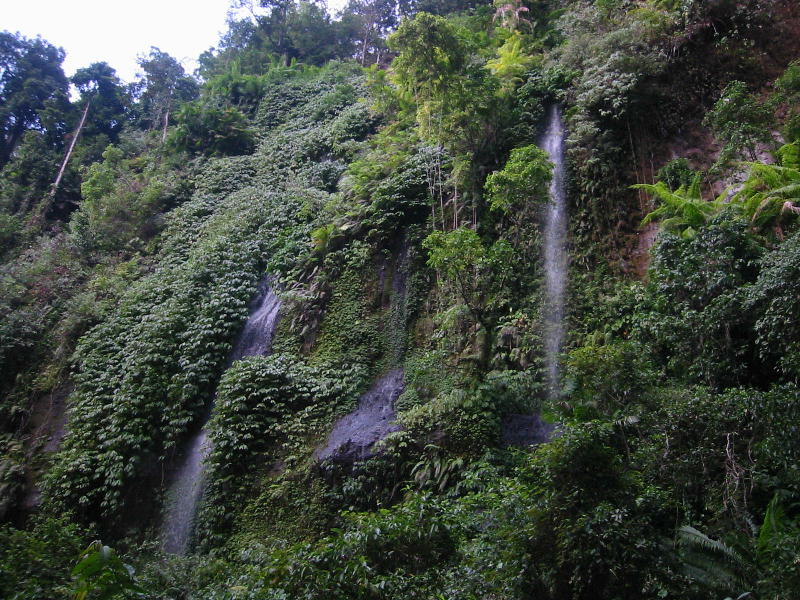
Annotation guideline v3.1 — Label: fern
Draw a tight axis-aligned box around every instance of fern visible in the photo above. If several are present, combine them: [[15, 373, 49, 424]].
[[635, 174, 723, 238], [732, 144, 800, 236], [676, 525, 752, 593]]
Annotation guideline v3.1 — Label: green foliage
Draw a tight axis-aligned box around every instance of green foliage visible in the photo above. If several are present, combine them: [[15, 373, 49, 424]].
[[677, 525, 751, 595], [745, 229, 800, 381], [401, 387, 501, 454], [731, 143, 800, 238], [0, 516, 85, 600], [0, 435, 25, 522], [71, 540, 141, 600], [517, 421, 684, 599], [486, 32, 535, 94], [636, 174, 724, 239], [774, 59, 800, 143], [4, 5, 800, 600], [703, 80, 774, 168], [309, 253, 385, 367], [656, 157, 697, 191], [484, 143, 551, 213], [0, 129, 62, 216], [169, 100, 255, 157], [387, 11, 509, 199], [71, 62, 131, 151], [0, 31, 70, 167], [205, 493, 456, 599], [0, 232, 88, 399], [423, 227, 519, 372], [70, 144, 187, 256], [43, 64, 367, 532], [198, 353, 363, 547], [133, 47, 199, 131], [564, 341, 656, 420], [633, 219, 764, 387], [388, 13, 468, 109]]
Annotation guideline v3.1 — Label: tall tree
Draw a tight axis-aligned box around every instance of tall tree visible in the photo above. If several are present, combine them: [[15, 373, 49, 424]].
[[132, 48, 199, 140], [71, 62, 130, 144], [0, 31, 70, 167], [45, 63, 129, 211], [340, 0, 397, 65]]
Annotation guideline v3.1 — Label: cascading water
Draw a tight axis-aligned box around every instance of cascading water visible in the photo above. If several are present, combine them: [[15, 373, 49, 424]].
[[160, 278, 282, 554], [541, 105, 568, 399]]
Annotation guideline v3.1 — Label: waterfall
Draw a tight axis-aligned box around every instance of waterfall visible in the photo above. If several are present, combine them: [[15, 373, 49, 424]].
[[541, 105, 568, 399], [160, 278, 282, 555], [388, 234, 410, 365]]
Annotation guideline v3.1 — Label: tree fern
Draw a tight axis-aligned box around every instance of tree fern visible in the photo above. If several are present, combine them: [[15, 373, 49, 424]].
[[635, 174, 723, 238], [676, 525, 752, 594], [733, 143, 800, 237]]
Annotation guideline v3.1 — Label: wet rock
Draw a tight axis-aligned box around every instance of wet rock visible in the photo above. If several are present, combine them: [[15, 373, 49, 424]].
[[500, 413, 555, 448], [316, 368, 404, 464]]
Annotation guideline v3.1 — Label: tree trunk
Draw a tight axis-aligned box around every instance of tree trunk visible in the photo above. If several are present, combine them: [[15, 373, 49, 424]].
[[360, 26, 373, 66], [47, 95, 92, 203], [0, 122, 26, 168], [161, 107, 170, 144]]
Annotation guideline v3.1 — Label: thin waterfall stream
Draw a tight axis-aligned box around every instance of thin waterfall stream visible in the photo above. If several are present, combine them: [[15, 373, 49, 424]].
[[541, 105, 568, 399], [160, 277, 282, 555]]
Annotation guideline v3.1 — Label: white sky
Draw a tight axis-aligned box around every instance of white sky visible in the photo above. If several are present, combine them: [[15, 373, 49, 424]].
[[4, 0, 234, 83], [4, 0, 349, 85]]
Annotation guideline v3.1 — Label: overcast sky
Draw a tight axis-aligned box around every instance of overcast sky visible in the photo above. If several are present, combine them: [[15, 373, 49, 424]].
[[5, 0, 347, 85]]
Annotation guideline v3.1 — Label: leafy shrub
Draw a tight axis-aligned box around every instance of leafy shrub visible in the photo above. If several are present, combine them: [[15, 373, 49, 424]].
[[564, 340, 656, 420], [633, 218, 764, 387], [703, 80, 774, 169], [0, 516, 85, 600], [170, 101, 255, 157], [198, 353, 361, 546], [746, 230, 800, 381]]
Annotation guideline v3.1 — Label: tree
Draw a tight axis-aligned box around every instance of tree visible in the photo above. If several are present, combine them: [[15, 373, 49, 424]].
[[132, 48, 198, 140], [389, 12, 505, 222], [285, 1, 342, 64], [71, 62, 130, 145], [424, 227, 514, 367], [484, 144, 551, 213], [245, 0, 295, 64], [0, 31, 70, 167], [340, 0, 397, 65], [388, 13, 467, 113], [703, 80, 774, 169], [44, 63, 130, 208], [484, 144, 551, 252], [486, 32, 535, 94]]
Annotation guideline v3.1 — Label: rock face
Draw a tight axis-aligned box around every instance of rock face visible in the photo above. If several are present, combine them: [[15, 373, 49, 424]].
[[500, 413, 555, 448], [316, 368, 404, 463]]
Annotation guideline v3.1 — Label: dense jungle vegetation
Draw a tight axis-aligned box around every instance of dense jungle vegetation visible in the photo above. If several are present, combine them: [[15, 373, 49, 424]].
[[2, 0, 800, 598]]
